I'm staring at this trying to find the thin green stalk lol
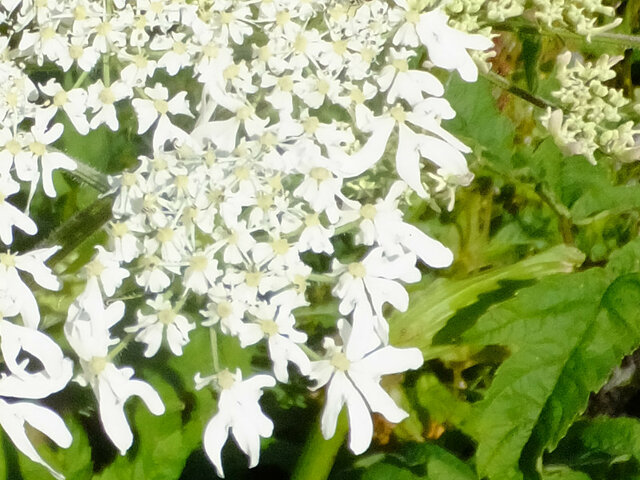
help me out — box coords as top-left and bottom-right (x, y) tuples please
(291, 410), (348, 480)
(108, 332), (135, 361)
(480, 70), (557, 111)
(72, 70), (90, 90)
(308, 273), (337, 284)
(491, 18), (640, 50)
(209, 326), (220, 372)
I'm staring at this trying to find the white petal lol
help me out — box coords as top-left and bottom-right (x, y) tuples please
(132, 98), (158, 134)
(203, 411), (231, 478)
(350, 371), (408, 423)
(98, 372), (134, 454)
(0, 399), (68, 480)
(358, 346), (423, 377)
(343, 376), (373, 455)
(396, 123), (428, 198)
(398, 223), (453, 268)
(320, 371), (346, 440)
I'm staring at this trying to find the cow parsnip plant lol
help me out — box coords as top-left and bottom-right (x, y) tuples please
(0, 0), (640, 479)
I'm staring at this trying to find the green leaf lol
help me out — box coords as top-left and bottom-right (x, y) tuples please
(420, 444), (477, 480)
(361, 462), (420, 480)
(570, 186), (640, 223)
(520, 32), (541, 92)
(563, 417), (640, 464)
(389, 245), (585, 352)
(541, 467), (592, 480)
(444, 76), (515, 171)
(523, 138), (640, 224)
(414, 374), (470, 428)
(462, 271), (640, 480)
(380, 443), (477, 480)
(606, 237), (640, 276)
(35, 197), (112, 267)
(0, 433), (8, 480)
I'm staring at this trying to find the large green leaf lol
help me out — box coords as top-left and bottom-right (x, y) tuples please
(389, 245), (584, 353)
(444, 76), (515, 171)
(541, 468), (591, 480)
(462, 271), (640, 480)
(361, 444), (477, 480)
(555, 416), (640, 470)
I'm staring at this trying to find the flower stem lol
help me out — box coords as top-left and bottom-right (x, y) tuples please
(291, 410), (348, 480)
(72, 70), (90, 90)
(209, 326), (220, 372)
(307, 273), (336, 284)
(107, 332), (135, 361)
(480, 70), (557, 111)
(491, 18), (640, 50)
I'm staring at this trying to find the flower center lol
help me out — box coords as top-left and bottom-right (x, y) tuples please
(310, 167), (330, 182)
(0, 253), (16, 267)
(246, 270), (262, 287)
(112, 222), (128, 237)
(260, 319), (279, 336)
(86, 259), (105, 277)
(158, 309), (176, 325)
(360, 204), (377, 220)
(29, 141), (46, 157)
(154, 99), (169, 115)
(217, 369), (235, 389)
(53, 90), (68, 106)
(348, 262), (366, 278)
(305, 213), (320, 227)
(190, 255), (208, 271)
(271, 238), (289, 255)
(6, 139), (21, 155)
(89, 356), (108, 375)
(330, 352), (350, 371)
(99, 87), (115, 105)
(217, 301), (232, 319)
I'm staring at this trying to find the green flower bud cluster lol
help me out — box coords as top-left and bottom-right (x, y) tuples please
(532, 0), (621, 38)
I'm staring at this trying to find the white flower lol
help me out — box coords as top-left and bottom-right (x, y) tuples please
(332, 248), (420, 352)
(38, 79), (89, 134)
(378, 48), (444, 105)
(0, 319), (74, 480)
(19, 120), (77, 197)
(0, 247), (61, 328)
(237, 303), (311, 382)
(131, 83), (193, 151)
(65, 286), (165, 454)
(125, 296), (195, 357)
(0, 398), (72, 480)
(0, 320), (73, 398)
(0, 173), (37, 245)
(197, 369), (275, 478)
(184, 248), (222, 295)
(309, 319), (423, 455)
(338, 181), (454, 268)
(84, 245), (130, 297)
(415, 9), (494, 82)
(87, 80), (132, 131)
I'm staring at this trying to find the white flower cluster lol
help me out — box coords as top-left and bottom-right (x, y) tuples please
(0, 0), (494, 477)
(541, 51), (640, 164)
